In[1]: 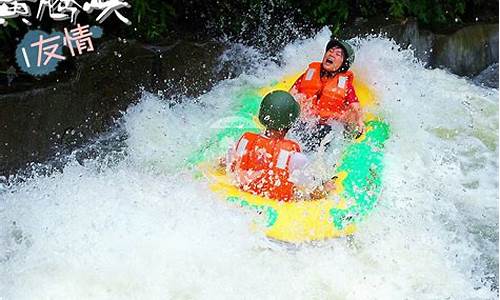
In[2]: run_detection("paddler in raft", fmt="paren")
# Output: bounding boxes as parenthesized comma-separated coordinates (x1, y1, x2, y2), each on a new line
(220, 90, 335, 201)
(290, 39, 364, 152)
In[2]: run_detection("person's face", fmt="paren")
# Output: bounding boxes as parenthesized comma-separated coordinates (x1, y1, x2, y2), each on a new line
(322, 47, 344, 72)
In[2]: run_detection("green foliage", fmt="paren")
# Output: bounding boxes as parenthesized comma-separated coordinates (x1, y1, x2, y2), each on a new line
(0, 19, 21, 45)
(385, 0, 468, 25)
(308, 0, 349, 35)
(357, 0, 379, 16)
(132, 0, 176, 40)
(0, 0, 490, 47)
(285, 0, 352, 36)
(294, 0, 471, 34)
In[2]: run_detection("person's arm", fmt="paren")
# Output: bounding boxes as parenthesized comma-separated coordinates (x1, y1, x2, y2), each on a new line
(350, 102, 365, 133)
(344, 80, 365, 134)
(309, 176, 338, 200)
(216, 148, 230, 172)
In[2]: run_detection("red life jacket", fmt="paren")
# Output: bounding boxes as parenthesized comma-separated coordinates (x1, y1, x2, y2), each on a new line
(230, 132, 301, 201)
(297, 62, 354, 121)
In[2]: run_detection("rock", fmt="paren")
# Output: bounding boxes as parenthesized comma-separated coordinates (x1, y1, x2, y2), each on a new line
(431, 24, 499, 76)
(473, 63, 499, 89)
(379, 19, 435, 64)
(347, 18, 499, 77)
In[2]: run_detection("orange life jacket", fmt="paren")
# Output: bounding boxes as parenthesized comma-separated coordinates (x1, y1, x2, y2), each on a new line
(230, 132, 301, 201)
(297, 62, 354, 121)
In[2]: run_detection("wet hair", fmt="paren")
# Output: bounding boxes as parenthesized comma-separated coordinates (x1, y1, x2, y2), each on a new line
(324, 39, 350, 72)
(325, 40, 347, 58)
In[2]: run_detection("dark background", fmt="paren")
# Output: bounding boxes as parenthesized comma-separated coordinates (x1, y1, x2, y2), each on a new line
(1, 0, 498, 57)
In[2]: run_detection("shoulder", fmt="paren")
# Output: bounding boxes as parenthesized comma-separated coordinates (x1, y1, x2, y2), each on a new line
(238, 132, 260, 148)
(308, 62, 322, 69)
(280, 138, 301, 152)
(241, 132, 259, 140)
(341, 70, 354, 80)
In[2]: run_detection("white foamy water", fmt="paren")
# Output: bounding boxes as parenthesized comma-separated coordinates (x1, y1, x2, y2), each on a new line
(1, 28, 498, 299)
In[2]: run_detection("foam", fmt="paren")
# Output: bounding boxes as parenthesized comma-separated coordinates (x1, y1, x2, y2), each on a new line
(0, 28, 498, 299)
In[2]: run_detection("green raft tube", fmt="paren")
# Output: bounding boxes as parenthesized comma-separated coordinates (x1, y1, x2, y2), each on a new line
(186, 73, 390, 243)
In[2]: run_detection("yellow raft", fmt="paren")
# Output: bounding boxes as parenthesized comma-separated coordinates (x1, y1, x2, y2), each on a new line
(191, 73, 390, 243)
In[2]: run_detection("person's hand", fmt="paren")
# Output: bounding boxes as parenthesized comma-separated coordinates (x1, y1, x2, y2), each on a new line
(310, 186, 326, 200)
(216, 157, 227, 173)
(309, 176, 337, 200)
(355, 119, 365, 137)
(323, 179, 336, 193)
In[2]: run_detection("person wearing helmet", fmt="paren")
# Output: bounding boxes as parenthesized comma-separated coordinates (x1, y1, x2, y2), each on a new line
(290, 39, 364, 152)
(223, 90, 335, 201)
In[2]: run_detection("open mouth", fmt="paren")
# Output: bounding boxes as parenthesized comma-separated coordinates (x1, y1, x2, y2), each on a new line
(325, 57, 334, 65)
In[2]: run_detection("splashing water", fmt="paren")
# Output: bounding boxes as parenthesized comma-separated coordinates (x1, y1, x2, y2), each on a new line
(1, 28, 498, 299)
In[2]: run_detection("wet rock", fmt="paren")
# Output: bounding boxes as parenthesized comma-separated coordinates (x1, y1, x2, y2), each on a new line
(379, 19, 435, 64)
(381, 21, 499, 76)
(431, 24, 499, 76)
(346, 18, 499, 77)
(473, 63, 499, 89)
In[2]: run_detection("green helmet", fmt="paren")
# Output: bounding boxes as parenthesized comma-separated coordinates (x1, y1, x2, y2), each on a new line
(258, 90, 300, 131)
(325, 39, 355, 71)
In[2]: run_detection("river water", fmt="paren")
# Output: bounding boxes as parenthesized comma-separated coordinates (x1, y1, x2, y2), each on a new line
(1, 28, 498, 299)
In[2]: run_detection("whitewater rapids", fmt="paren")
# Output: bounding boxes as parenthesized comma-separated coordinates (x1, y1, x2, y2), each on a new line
(1, 28, 498, 299)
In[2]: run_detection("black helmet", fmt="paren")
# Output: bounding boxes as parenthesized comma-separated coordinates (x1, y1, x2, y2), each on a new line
(258, 90, 300, 131)
(325, 39, 355, 72)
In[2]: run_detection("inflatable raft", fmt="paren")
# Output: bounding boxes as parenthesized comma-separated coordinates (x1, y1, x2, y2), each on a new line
(187, 73, 390, 243)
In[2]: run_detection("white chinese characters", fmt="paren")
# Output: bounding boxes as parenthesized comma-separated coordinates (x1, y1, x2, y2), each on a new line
(21, 24, 94, 68)
(1, 0, 130, 26)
